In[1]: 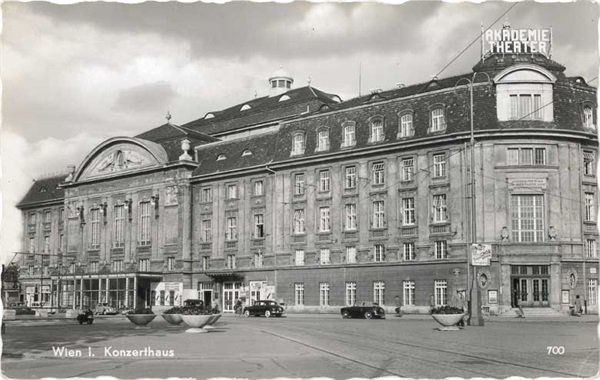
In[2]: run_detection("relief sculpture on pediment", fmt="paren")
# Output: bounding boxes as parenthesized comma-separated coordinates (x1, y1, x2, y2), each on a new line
(80, 143, 158, 180)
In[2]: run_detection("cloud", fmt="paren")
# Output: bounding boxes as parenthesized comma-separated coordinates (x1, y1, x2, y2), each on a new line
(114, 81, 178, 113)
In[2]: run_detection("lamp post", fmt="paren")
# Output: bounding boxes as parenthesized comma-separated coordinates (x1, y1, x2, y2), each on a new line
(455, 72, 491, 327)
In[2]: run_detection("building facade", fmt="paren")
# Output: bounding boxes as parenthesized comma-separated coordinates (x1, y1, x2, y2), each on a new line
(16, 52, 599, 314)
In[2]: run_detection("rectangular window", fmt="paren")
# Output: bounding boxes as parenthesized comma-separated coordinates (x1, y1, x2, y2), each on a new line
(29, 237, 36, 253)
(112, 260, 123, 272)
(583, 106, 594, 129)
(374, 281, 385, 305)
(372, 162, 385, 185)
(44, 210, 51, 223)
(29, 212, 36, 225)
(201, 188, 212, 203)
(373, 244, 385, 262)
(346, 246, 357, 264)
(371, 120, 384, 142)
(507, 147, 546, 165)
(139, 201, 151, 245)
(90, 208, 100, 249)
(403, 280, 415, 306)
(511, 195, 544, 242)
(589, 279, 598, 306)
(226, 217, 237, 241)
(402, 198, 416, 225)
(294, 173, 305, 196)
(433, 153, 446, 177)
(201, 218, 212, 242)
(403, 242, 415, 261)
(345, 166, 357, 189)
(402, 158, 414, 181)
(432, 194, 448, 223)
(227, 255, 236, 269)
(400, 114, 413, 137)
(293, 209, 305, 234)
(345, 282, 357, 306)
(90, 261, 98, 273)
(320, 248, 331, 265)
(373, 201, 385, 228)
(295, 250, 305, 266)
(343, 125, 356, 147)
(319, 283, 330, 306)
(167, 257, 175, 271)
(138, 258, 149, 272)
(317, 130, 330, 151)
(202, 256, 209, 271)
(254, 214, 264, 238)
(227, 184, 238, 199)
(43, 265, 49, 277)
(435, 241, 448, 259)
(586, 239, 597, 258)
(434, 280, 448, 306)
(431, 108, 445, 131)
(42, 235, 50, 254)
(114, 205, 125, 248)
(58, 234, 64, 252)
(345, 204, 357, 230)
(319, 207, 331, 232)
(294, 283, 305, 306)
(253, 181, 264, 196)
(319, 170, 331, 192)
(584, 151, 595, 176)
(254, 251, 263, 268)
(585, 193, 595, 221)
(510, 94, 543, 120)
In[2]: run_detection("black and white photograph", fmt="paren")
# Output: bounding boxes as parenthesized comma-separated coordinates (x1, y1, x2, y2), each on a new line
(1, 1, 599, 378)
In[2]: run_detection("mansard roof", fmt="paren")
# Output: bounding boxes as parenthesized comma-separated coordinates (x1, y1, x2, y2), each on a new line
(136, 123, 218, 161)
(17, 175, 66, 209)
(182, 86, 340, 136)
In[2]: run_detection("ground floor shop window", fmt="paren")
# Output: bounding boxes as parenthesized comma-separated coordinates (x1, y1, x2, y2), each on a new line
(403, 281, 415, 306)
(589, 279, 598, 305)
(434, 280, 447, 306)
(345, 282, 356, 306)
(295, 283, 304, 306)
(373, 281, 385, 305)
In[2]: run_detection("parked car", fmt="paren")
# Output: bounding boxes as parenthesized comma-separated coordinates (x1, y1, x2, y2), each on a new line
(243, 300, 284, 318)
(94, 303, 117, 315)
(341, 302, 386, 319)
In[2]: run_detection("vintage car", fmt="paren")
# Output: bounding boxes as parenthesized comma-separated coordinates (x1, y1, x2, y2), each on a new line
(340, 302, 386, 319)
(243, 300, 284, 318)
(94, 303, 117, 315)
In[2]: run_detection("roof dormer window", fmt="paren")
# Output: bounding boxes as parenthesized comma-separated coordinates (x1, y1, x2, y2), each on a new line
(217, 154, 227, 161)
(279, 95, 291, 102)
(242, 149, 253, 157)
(205, 113, 215, 119)
(369, 117, 385, 143)
(429, 107, 446, 133)
(291, 132, 306, 156)
(240, 104, 251, 111)
(583, 105, 595, 130)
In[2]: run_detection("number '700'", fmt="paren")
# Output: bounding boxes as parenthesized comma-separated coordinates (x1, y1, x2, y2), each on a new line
(547, 346, 565, 355)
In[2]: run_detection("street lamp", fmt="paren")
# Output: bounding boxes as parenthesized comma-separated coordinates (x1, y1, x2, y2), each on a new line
(454, 71, 491, 327)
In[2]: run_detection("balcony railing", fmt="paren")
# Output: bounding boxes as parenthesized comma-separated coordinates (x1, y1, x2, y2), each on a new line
(400, 226, 418, 236)
(430, 224, 451, 235)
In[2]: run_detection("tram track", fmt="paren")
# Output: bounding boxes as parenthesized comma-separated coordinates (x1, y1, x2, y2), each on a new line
(254, 321, 590, 378)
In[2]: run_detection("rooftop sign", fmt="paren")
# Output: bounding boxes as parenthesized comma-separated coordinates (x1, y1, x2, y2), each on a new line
(484, 26, 552, 57)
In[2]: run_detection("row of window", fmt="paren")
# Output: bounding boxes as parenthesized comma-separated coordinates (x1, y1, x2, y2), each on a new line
(292, 279, 449, 307)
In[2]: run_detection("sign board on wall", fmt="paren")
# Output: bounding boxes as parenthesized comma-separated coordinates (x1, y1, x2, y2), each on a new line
(471, 244, 492, 266)
(508, 178, 547, 191)
(484, 26, 551, 57)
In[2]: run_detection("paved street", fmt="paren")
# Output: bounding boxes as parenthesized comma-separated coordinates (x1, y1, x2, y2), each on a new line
(2, 314, 598, 379)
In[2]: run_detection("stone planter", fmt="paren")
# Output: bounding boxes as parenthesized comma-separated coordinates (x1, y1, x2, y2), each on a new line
(126, 314, 157, 328)
(161, 314, 183, 326)
(207, 314, 222, 325)
(181, 314, 213, 333)
(431, 313, 466, 331)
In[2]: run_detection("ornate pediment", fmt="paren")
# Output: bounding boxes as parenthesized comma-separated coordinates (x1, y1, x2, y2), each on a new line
(78, 142, 163, 181)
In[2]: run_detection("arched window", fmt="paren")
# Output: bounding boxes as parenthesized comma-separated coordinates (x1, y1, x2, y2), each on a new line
(583, 105, 595, 130)
(398, 112, 414, 138)
(342, 123, 356, 148)
(316, 128, 330, 152)
(370, 118, 384, 143)
(217, 154, 226, 161)
(291, 132, 305, 155)
(430, 107, 446, 132)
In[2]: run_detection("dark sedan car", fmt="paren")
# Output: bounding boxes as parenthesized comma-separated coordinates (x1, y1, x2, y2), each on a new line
(243, 300, 284, 318)
(340, 302, 386, 319)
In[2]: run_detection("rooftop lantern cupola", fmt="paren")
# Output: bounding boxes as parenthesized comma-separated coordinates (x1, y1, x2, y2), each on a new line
(268, 68, 294, 97)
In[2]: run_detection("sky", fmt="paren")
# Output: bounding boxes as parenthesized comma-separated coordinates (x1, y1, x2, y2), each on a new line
(1, 1, 599, 263)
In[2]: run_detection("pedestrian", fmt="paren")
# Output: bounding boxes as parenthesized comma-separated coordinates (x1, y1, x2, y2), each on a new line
(394, 295, 402, 317)
(515, 300, 525, 318)
(453, 290, 466, 326)
(212, 299, 220, 314)
(429, 294, 435, 314)
(234, 298, 243, 317)
(574, 295, 582, 317)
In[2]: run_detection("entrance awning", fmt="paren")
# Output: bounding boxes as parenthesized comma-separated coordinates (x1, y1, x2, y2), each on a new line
(207, 272, 244, 281)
